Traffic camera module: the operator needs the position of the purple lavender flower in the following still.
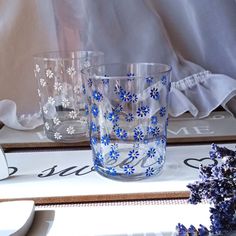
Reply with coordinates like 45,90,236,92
185,144,236,235
176,223,188,235
198,224,209,236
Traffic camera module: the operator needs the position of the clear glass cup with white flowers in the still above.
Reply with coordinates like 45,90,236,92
34,51,104,142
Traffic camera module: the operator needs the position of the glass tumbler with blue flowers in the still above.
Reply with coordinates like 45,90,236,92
83,63,171,181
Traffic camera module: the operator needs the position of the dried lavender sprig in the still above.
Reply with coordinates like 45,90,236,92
209,197,236,235
198,224,209,236
185,144,236,235
175,224,209,236
176,223,188,235
210,144,236,160
188,224,197,235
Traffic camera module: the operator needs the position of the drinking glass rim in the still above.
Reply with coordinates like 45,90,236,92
33,50,104,61
82,62,172,80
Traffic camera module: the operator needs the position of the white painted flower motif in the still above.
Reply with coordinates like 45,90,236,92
66,126,75,135
35,64,40,73
37,89,41,97
54,82,63,92
40,78,46,87
83,60,91,68
69,110,77,119
46,69,54,79
44,122,50,130
48,96,55,105
43,105,48,114
73,85,81,95
79,117,87,124
66,66,76,76
62,98,70,108
54,132,62,140
53,117,61,125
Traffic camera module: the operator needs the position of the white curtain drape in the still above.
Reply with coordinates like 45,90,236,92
0,0,236,130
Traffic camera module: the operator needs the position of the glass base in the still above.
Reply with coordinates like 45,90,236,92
45,131,88,143
92,140,166,181
44,120,88,143
94,164,164,181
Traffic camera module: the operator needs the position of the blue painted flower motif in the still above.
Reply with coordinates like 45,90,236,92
111,143,118,150
146,76,153,84
102,79,109,85
151,116,158,125
168,82,171,92
102,75,109,85
91,104,99,117
127,73,135,81
112,123,119,132
157,155,164,165
127,72,135,77
85,104,89,115
137,105,150,117
101,134,111,146
159,107,166,117
147,147,157,158
119,90,132,102
115,127,128,140
134,127,144,141
131,94,138,103
90,122,97,132
95,151,104,164
93,152,103,170
150,88,160,100
128,150,139,160
91,136,97,145
147,126,153,135
165,118,169,128
103,112,109,119
107,111,119,123
88,96,92,104
114,85,123,94
106,167,117,176
155,139,161,145
125,113,134,122
92,90,103,101
143,139,149,144
146,167,155,176
161,137,167,144
112,104,123,113
109,149,120,160
161,75,167,85
88,78,92,87
151,127,160,138
143,105,150,114
93,159,101,171
82,84,86,94
127,78,135,82
123,164,135,175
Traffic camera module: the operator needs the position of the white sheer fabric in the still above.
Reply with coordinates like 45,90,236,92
0,0,236,130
